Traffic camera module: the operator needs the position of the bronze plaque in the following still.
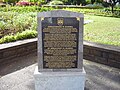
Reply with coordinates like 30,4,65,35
42,17,79,69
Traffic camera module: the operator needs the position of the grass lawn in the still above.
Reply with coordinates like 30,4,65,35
84,15,120,46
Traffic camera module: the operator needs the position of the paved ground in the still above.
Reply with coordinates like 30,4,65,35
0,53,120,90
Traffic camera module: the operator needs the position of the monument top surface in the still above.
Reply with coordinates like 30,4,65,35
37,10,84,17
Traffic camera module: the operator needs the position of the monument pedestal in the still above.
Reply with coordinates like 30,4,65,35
34,66,86,90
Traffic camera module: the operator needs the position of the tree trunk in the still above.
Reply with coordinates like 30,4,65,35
111,5,114,13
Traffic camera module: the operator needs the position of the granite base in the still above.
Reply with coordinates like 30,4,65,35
34,66,86,90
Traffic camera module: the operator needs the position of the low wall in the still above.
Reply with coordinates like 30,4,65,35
42,5,87,8
42,5,100,9
84,41,120,68
0,38,120,68
0,38,37,64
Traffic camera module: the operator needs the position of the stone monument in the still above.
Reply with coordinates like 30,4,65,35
34,10,86,90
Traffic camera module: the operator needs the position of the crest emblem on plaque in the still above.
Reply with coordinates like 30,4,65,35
57,18,64,26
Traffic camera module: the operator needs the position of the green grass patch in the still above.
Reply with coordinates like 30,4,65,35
84,15,120,46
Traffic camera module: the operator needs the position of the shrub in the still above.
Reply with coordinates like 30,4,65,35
72,0,86,5
15,30,37,40
12,13,35,32
0,6,54,12
85,3,104,9
40,6,54,12
115,4,120,9
64,8,120,18
102,1,109,7
95,0,103,4
85,0,103,4
0,30,37,44
28,0,46,5
1,5,120,44
4,0,19,4
0,35,16,43
0,21,6,31
0,6,55,44
0,12,37,38
86,0,91,4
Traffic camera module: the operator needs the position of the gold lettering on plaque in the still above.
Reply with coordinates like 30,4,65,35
42,20,79,69
57,18,64,26
43,26,77,33
46,61,75,68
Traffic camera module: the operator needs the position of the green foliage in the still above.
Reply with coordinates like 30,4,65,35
29,0,46,4
0,6,54,44
0,12,37,37
95,0,103,3
0,35,16,43
115,4,120,10
91,0,95,4
72,0,86,5
0,6,58,44
0,6,120,46
39,6,54,11
64,8,120,18
104,0,120,13
4,0,19,3
0,6,54,12
0,30,37,44
102,1,109,7
48,0,86,5
0,21,6,31
86,0,91,4
86,0,103,4
103,8,120,17
61,0,69,4
86,3,104,9
15,30,37,40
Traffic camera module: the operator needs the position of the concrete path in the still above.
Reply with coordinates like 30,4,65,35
0,53,120,90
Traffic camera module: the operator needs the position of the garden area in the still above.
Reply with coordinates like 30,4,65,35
0,0,120,46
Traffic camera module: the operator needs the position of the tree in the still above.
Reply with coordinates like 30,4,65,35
91,0,95,4
104,0,120,13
